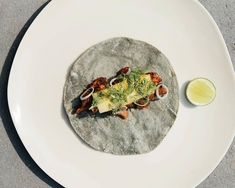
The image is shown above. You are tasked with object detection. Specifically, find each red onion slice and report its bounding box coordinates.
[134,97,150,107]
[155,83,168,99]
[110,77,118,86]
[80,87,94,100]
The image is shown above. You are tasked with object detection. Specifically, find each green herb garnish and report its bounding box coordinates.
[91,68,156,111]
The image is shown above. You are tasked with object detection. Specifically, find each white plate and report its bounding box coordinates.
[8,0,235,187]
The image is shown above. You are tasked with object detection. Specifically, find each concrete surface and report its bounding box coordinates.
[0,0,234,187]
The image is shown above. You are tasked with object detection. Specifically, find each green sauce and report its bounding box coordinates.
[91,68,156,112]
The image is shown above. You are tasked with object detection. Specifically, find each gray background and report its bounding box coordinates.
[0,0,234,187]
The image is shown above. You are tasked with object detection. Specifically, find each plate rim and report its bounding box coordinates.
[7,0,235,187]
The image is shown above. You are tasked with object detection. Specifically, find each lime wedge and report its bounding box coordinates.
[186,78,216,106]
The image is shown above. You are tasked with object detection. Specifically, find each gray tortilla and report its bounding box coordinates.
[63,37,179,155]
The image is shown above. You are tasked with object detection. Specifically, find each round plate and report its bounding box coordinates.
[8,0,235,187]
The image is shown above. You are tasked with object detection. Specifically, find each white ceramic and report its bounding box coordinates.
[8,0,235,187]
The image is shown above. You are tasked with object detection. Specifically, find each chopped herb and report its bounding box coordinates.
[91,68,156,110]
[98,92,105,97]
[91,97,98,106]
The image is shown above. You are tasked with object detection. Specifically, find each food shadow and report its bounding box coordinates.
[180,81,196,108]
[61,82,112,152]
[60,98,100,151]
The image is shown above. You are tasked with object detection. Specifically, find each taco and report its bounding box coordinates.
[63,37,179,155]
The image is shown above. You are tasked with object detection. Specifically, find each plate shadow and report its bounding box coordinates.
[0,1,63,188]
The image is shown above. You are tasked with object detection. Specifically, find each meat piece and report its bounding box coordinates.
[115,110,128,119]
[149,93,157,101]
[88,77,108,91]
[76,97,92,114]
[117,66,130,75]
[148,72,162,85]
[126,103,135,108]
